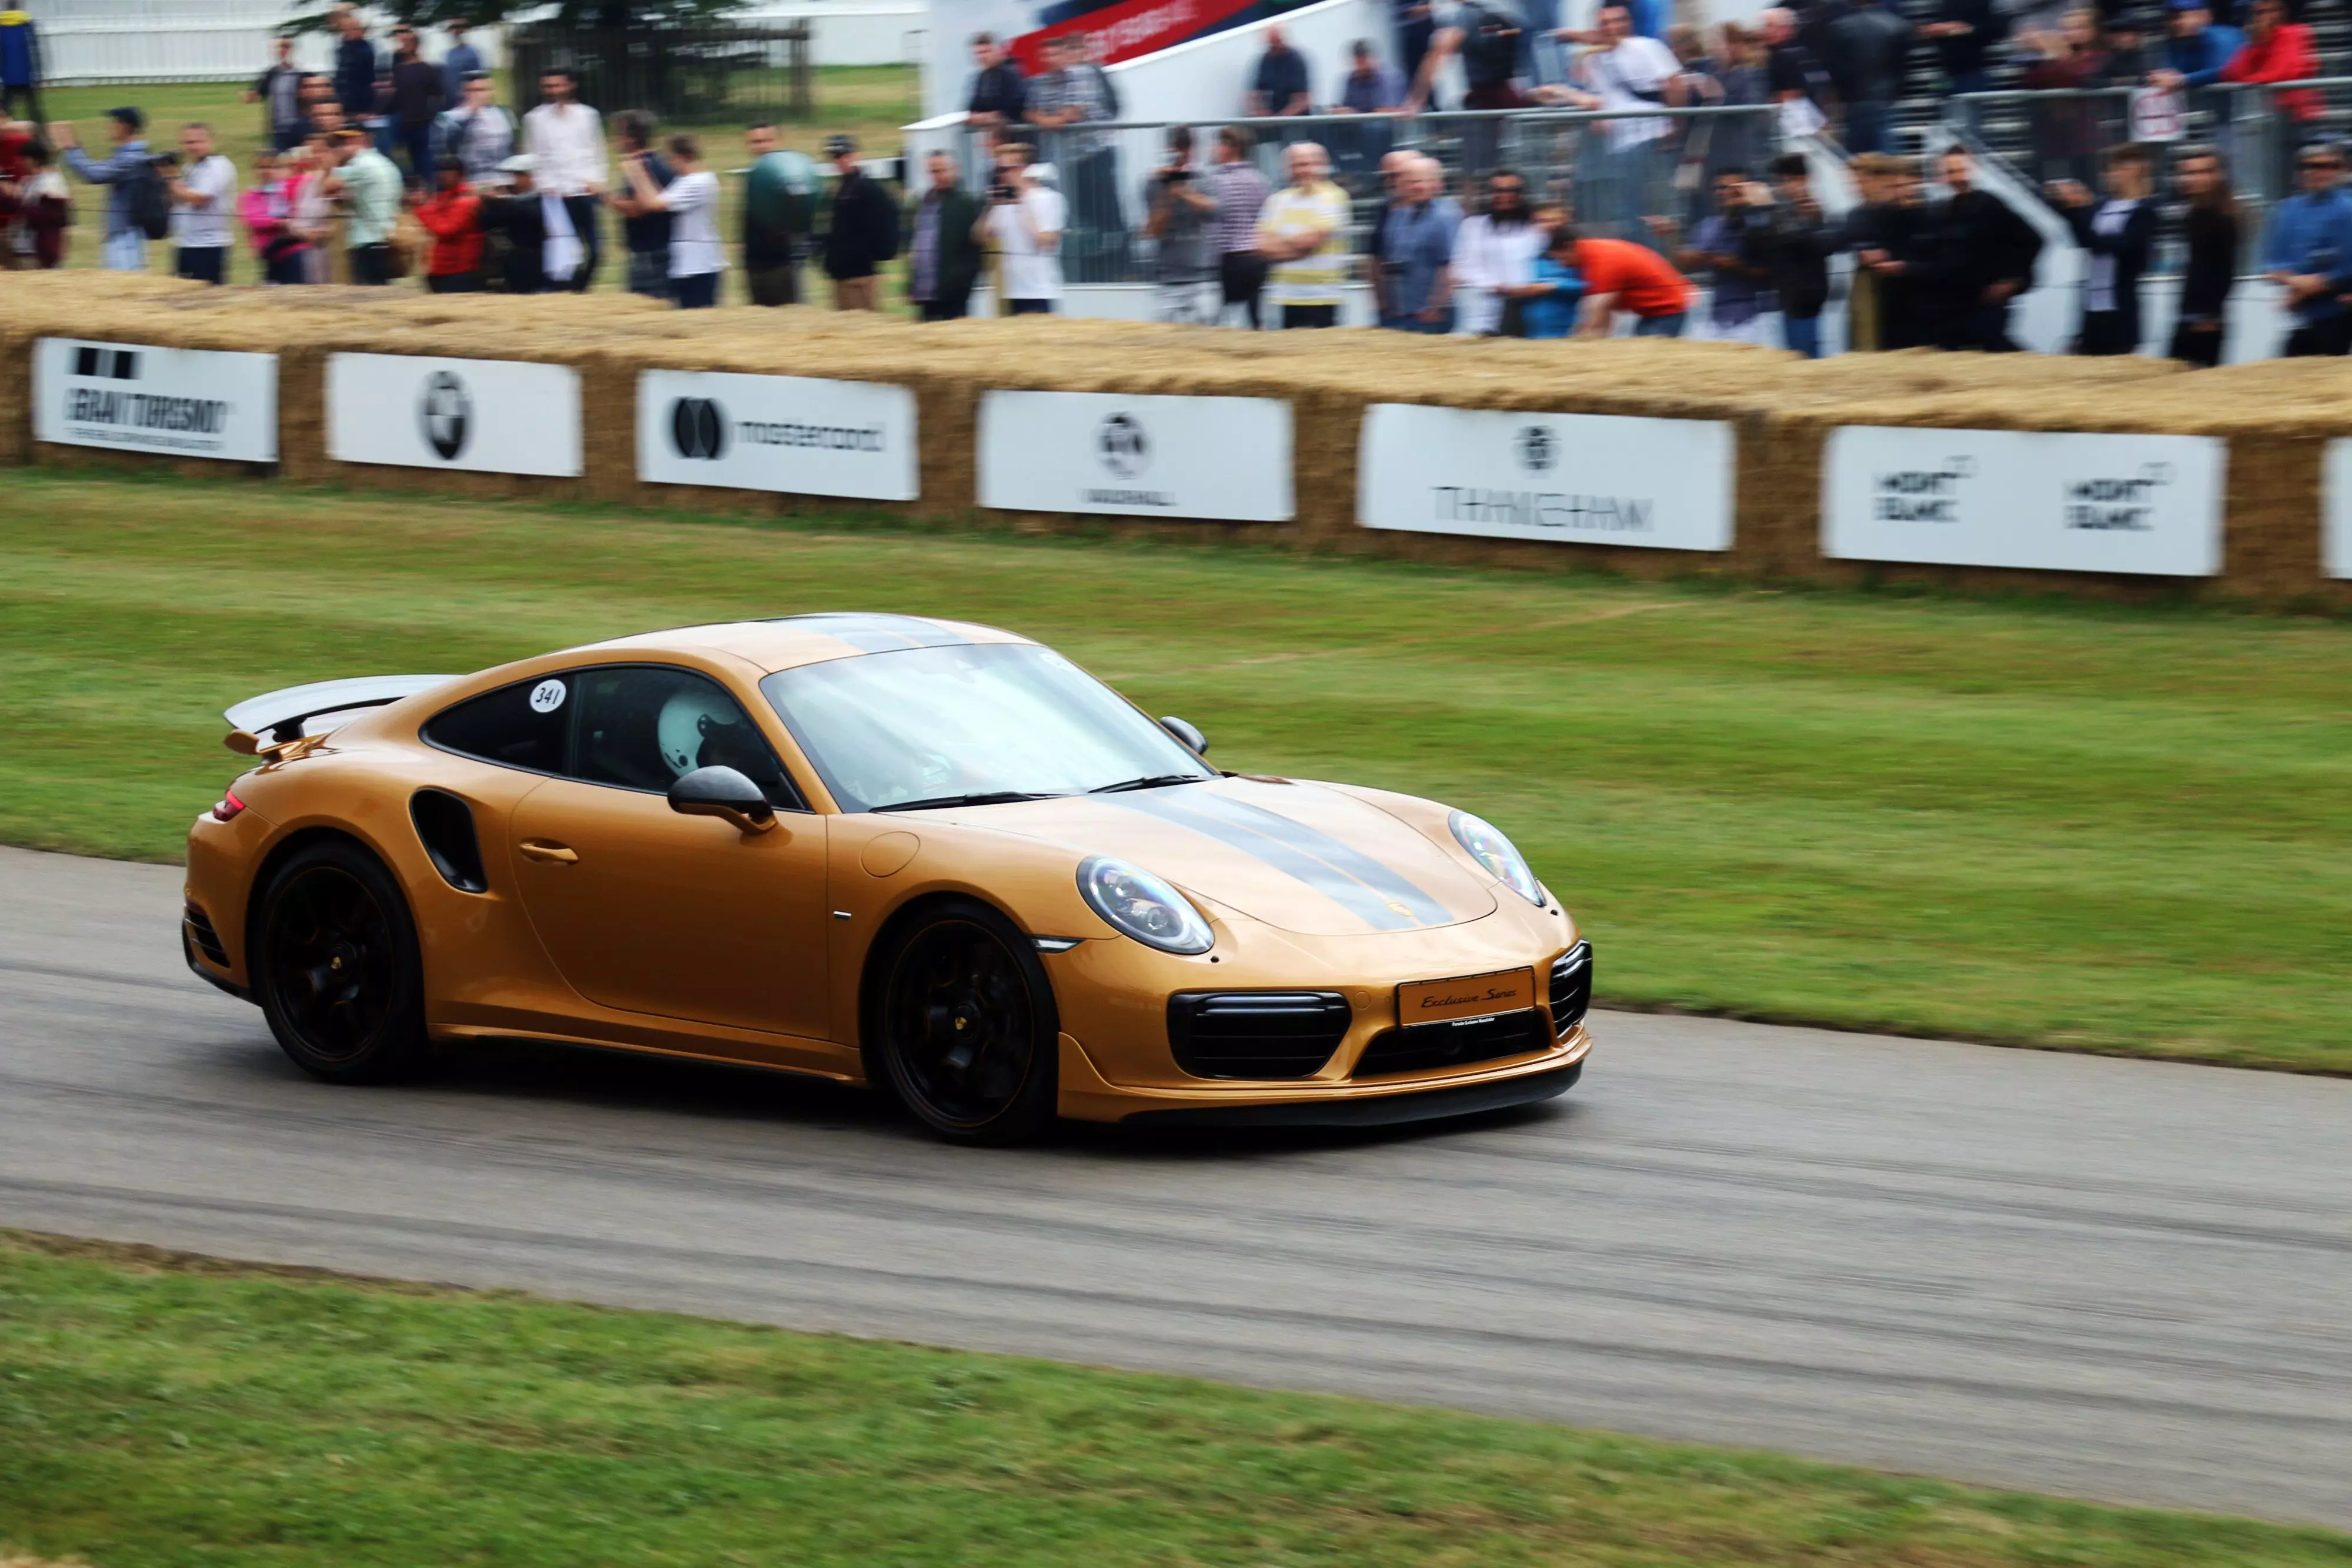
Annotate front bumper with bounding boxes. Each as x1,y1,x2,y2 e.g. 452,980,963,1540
1118,1056,1583,1129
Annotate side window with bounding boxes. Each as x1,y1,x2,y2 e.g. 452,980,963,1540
570,666,804,810
420,674,573,775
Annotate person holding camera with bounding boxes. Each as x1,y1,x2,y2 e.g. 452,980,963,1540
51,107,154,271
1144,125,1217,323
974,141,1065,315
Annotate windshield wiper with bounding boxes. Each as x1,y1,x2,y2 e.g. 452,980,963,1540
874,790,1065,813
1088,774,1208,795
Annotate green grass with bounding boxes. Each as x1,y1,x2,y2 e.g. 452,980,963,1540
6,469,2351,1074
38,67,921,297
4,1232,2347,1568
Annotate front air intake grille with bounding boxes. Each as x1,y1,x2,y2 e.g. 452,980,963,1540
183,901,229,967
1355,1007,1552,1079
1168,991,1351,1079
1549,941,1593,1035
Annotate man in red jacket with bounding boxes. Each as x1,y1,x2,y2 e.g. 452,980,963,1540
410,154,483,291
2221,0,2318,125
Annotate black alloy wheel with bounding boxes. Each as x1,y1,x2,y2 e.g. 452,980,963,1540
254,840,430,1083
874,900,1060,1145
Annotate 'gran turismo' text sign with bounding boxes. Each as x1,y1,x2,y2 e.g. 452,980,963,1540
34,337,278,463
1824,426,2224,576
977,390,1294,521
636,370,919,500
326,353,583,478
1358,403,1735,551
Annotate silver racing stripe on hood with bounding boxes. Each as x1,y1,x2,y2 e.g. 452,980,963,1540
1107,789,1454,932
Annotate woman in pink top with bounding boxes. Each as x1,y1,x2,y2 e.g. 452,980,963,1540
240,150,310,285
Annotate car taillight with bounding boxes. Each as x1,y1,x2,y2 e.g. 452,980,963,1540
212,790,247,823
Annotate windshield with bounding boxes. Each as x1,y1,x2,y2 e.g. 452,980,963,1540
759,643,1212,813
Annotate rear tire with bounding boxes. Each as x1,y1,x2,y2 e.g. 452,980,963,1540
252,838,432,1084
869,899,1060,1146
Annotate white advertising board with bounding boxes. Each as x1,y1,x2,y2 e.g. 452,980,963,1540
2324,440,2352,580
33,337,278,463
977,391,1294,521
326,353,582,477
1357,403,1735,551
636,370,920,501
1823,426,2224,577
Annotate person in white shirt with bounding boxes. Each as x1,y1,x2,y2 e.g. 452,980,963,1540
1449,168,1548,333
167,122,238,285
624,131,724,309
1566,2,1681,231
521,68,606,290
974,141,1066,313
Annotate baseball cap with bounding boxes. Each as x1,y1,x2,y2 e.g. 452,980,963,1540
825,133,857,156
106,106,145,132
498,153,536,173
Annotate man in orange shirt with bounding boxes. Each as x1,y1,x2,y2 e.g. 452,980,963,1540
1569,230,1698,336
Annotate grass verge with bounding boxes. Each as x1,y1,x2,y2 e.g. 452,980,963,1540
4,1231,2348,1568
5,469,2350,1073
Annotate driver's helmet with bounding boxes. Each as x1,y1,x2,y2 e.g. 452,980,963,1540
657,689,742,778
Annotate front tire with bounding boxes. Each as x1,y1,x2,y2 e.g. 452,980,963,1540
252,838,431,1084
870,899,1060,1146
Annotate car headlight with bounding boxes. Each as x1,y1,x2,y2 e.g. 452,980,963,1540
1449,810,1545,907
1077,855,1215,954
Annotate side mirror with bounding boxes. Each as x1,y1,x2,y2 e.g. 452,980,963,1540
669,765,778,835
1159,715,1208,755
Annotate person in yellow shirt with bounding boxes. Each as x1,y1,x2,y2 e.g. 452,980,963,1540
1255,141,1351,327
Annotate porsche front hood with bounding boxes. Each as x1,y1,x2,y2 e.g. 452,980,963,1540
950,777,1499,937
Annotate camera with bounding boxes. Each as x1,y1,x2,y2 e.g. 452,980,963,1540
990,180,1016,203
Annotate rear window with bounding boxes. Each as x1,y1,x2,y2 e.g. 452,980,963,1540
420,674,572,775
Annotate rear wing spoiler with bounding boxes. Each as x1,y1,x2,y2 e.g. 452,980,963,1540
225,675,459,751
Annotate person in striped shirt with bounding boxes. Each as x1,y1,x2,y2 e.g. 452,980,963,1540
1207,125,1272,327
1255,141,1350,328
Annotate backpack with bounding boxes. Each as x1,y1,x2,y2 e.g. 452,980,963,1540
1461,3,1521,88
128,157,172,241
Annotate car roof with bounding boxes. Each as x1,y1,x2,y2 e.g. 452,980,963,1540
573,613,1035,676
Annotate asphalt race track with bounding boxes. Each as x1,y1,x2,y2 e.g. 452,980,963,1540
4,845,2348,1529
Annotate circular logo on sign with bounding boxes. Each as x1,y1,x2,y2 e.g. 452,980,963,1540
1097,413,1149,479
527,678,567,714
670,397,728,462
419,370,472,463
1517,424,1556,472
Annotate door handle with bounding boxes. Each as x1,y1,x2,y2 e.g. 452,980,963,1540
518,840,578,864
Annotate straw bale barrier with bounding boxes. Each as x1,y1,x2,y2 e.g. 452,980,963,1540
4,274,2348,611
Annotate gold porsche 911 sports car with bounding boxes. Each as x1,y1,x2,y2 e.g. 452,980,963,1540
183,614,1592,1144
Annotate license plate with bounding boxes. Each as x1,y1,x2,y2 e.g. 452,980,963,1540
1396,967,1536,1025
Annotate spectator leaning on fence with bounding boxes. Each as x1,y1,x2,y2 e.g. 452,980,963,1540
248,36,306,152
2261,140,2352,357
967,33,1028,133
1374,153,1459,332
1027,35,1121,278
907,148,984,320
166,122,236,285
622,132,723,309
1450,167,1545,335
823,132,900,311
52,108,155,273
2221,0,2318,128
1144,125,1220,324
977,140,1065,313
523,69,606,290
1568,227,1696,335
1926,145,2042,352
2169,143,2238,366
2151,3,2241,107
1743,152,1832,357
1257,141,1349,329
1207,123,1271,327
437,73,513,189
411,155,484,292
607,109,674,302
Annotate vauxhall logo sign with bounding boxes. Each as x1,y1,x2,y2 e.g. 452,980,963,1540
1084,411,1174,507
419,370,472,463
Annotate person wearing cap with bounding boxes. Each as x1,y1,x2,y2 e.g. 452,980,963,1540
483,152,552,292
822,133,898,310
49,107,152,270
411,153,484,292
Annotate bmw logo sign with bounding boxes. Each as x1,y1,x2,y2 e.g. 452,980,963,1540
1517,424,1557,473
1097,413,1149,479
419,370,472,463
670,397,727,462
